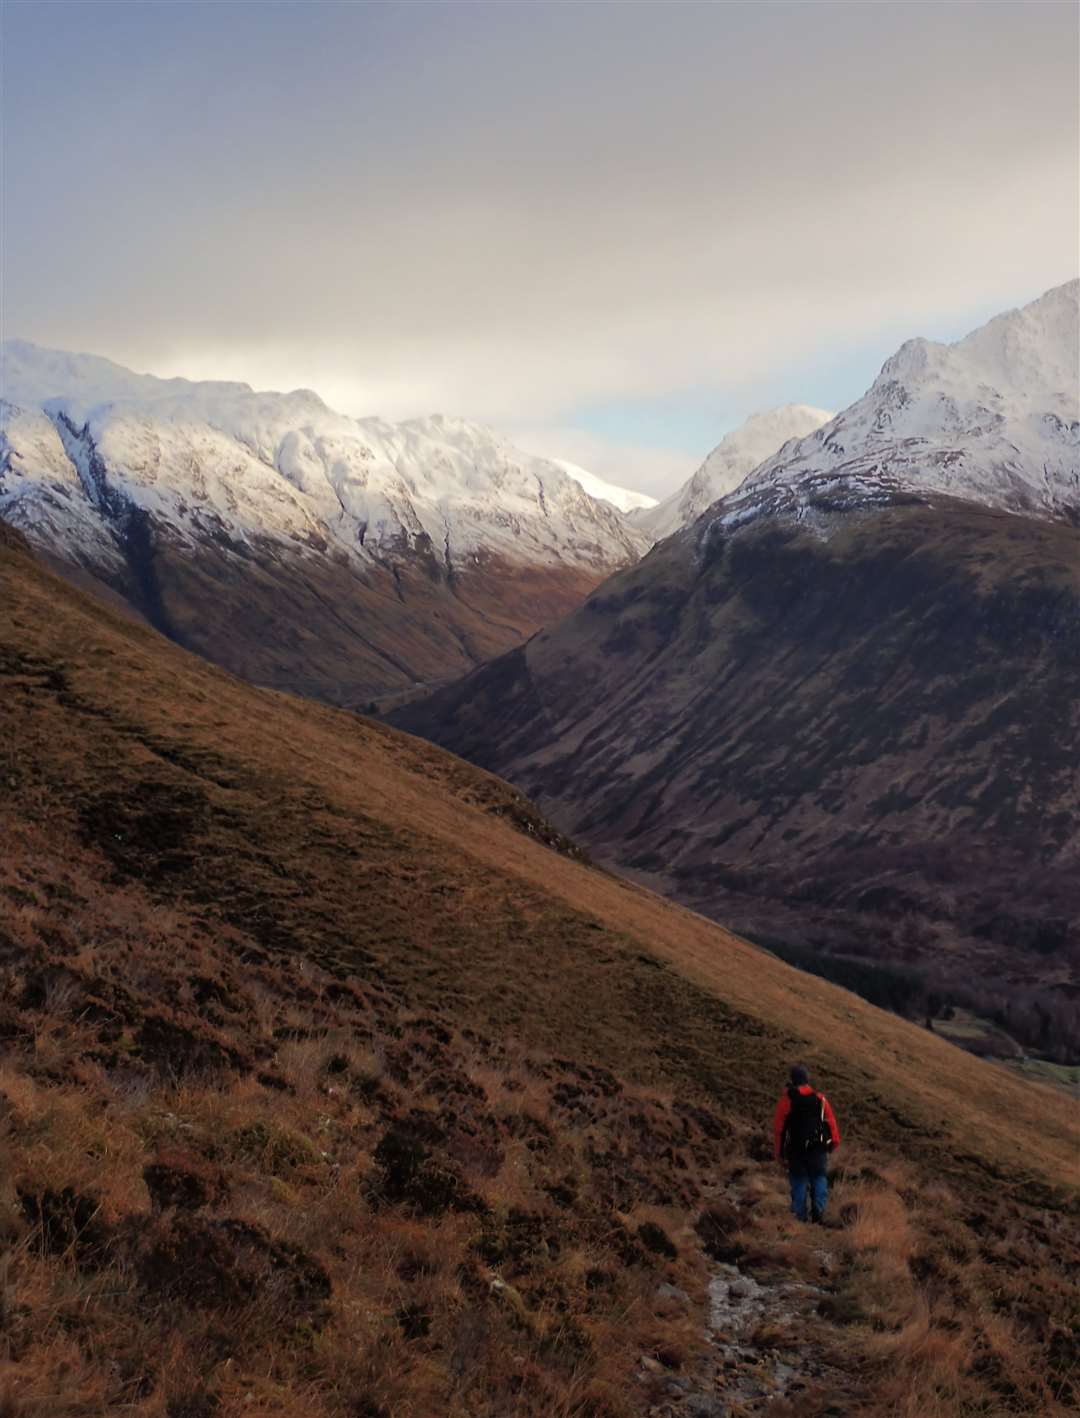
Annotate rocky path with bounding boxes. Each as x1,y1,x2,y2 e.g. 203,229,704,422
639,1180,854,1417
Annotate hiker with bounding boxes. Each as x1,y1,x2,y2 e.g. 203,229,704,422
773,1064,841,1223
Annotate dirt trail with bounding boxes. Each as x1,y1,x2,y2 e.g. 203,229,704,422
701,1259,830,1410
641,1258,849,1416
640,1170,854,1418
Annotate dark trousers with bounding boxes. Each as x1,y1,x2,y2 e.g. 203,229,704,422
789,1149,829,1221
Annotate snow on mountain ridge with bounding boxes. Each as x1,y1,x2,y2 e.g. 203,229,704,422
709,280,1079,536
550,459,658,515
0,338,263,412
637,404,834,541
0,340,648,575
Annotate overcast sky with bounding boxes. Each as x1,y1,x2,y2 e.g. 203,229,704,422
3,1,1077,495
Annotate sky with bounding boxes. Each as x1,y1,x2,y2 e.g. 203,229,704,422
3,1,1078,497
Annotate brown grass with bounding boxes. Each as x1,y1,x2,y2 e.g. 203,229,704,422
0,525,1078,1415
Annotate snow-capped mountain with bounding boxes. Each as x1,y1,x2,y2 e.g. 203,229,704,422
0,342,649,704
0,342,648,575
552,459,658,516
636,404,833,541
393,280,1080,1051
712,280,1079,535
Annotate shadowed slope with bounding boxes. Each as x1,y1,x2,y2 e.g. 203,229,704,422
393,499,1080,1059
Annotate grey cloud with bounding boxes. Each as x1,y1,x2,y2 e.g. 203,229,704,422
3,1,1077,453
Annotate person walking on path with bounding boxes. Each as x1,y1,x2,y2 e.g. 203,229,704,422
773,1064,841,1223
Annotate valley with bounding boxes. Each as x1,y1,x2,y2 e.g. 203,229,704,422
5,7,1077,1416
393,283,1080,1066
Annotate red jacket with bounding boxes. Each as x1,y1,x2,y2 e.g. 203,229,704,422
773,1084,840,1161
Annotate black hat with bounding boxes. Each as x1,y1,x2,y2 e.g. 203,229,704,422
790,1063,810,1086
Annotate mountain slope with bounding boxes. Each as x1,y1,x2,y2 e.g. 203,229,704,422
0,342,648,705
636,404,833,541
1,522,1078,1417
393,284,1080,1058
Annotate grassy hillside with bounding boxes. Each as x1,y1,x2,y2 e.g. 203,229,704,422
1,524,1077,1417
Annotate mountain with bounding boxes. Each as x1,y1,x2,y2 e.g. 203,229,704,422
553,457,659,515
715,280,1079,532
2,521,1077,1417
635,405,833,541
393,282,1080,1059
0,341,648,705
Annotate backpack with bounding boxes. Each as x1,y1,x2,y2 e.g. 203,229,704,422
785,1086,831,1157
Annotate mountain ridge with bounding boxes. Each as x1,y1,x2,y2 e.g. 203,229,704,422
713,279,1079,534
0,339,649,573
0,340,650,704
551,457,659,514
636,404,833,541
